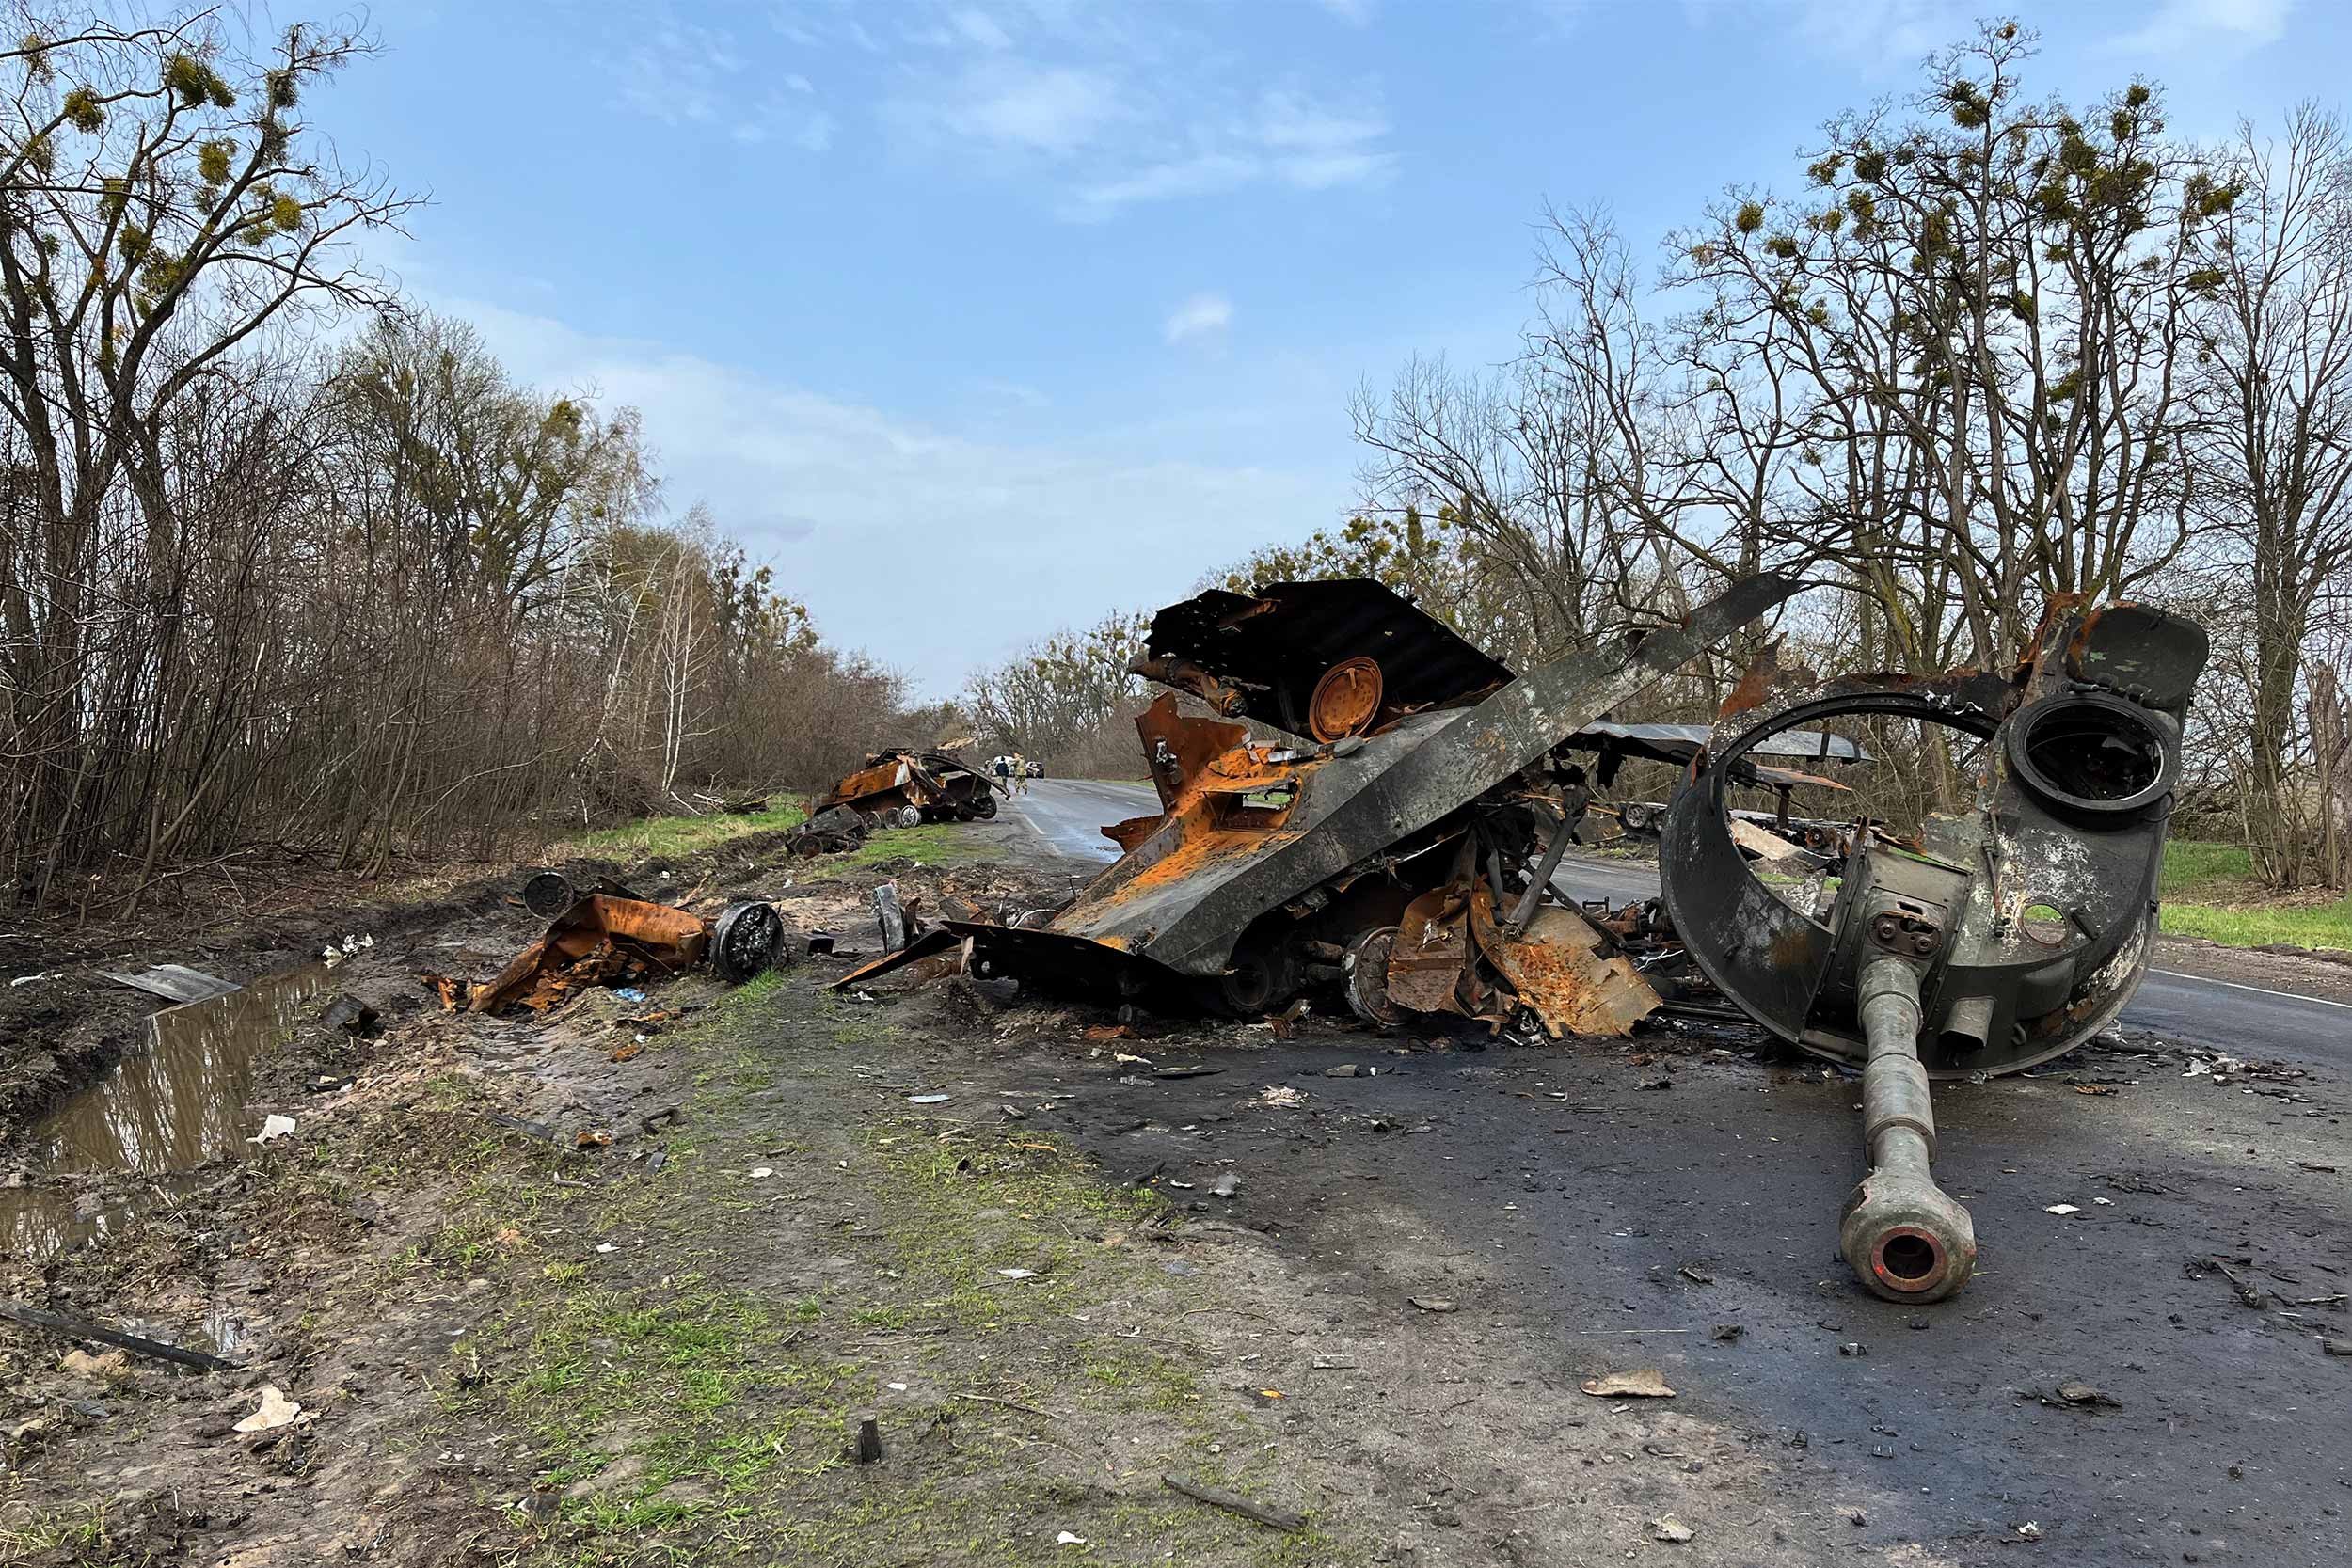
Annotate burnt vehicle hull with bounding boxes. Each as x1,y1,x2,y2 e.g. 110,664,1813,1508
813,748,1000,826
832,576,2208,1307
840,575,1804,1035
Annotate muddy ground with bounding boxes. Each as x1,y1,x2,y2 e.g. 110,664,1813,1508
1,818,2346,1567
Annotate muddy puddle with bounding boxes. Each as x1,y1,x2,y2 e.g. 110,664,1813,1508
1,962,331,1260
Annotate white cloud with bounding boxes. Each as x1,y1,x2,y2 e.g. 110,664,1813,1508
873,3,1393,219
1163,293,1233,344
612,17,744,126
601,6,831,151
1061,85,1393,217
899,57,1127,155
2110,0,2291,54
441,298,1335,691
1774,0,1967,72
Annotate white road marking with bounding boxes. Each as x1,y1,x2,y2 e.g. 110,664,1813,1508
2147,970,2352,1012
1010,796,1053,847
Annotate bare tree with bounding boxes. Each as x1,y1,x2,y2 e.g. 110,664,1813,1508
2189,105,2352,886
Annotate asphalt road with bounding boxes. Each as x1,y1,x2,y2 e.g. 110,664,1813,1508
985,778,2352,1566
1010,779,2352,1069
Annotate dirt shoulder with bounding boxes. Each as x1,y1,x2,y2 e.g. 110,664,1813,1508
0,834,1348,1565
2152,933,2352,1003
8,818,2345,1568
1,828,1843,1568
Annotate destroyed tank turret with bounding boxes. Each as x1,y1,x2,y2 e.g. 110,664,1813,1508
1660,601,2209,1301
836,576,2208,1306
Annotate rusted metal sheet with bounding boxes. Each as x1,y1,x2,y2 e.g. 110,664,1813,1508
471,894,710,1013
1466,883,1658,1038
460,893,785,1014
1389,885,1475,1014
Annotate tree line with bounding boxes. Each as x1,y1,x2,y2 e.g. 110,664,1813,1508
0,7,925,913
966,22,2352,891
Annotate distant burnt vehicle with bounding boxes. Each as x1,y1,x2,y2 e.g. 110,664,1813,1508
834,577,2206,1305
812,748,1001,827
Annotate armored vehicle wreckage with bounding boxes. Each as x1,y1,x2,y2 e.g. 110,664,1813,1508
811,747,1001,826
840,576,2207,1303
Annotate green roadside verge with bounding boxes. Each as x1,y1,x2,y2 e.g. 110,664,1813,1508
423,976,1335,1565
2158,841,2352,952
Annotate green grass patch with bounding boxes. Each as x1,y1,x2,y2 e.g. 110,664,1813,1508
2159,839,2352,950
2160,897,2352,950
413,969,1332,1566
565,801,807,861
2160,839,2256,898
800,821,1006,878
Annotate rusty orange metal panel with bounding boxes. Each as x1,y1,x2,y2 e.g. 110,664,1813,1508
1467,883,1659,1038
471,894,710,1014
1135,692,1250,814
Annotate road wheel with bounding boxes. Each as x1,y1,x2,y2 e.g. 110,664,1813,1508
895,804,924,829
522,870,575,917
1211,930,1299,1017
710,900,785,983
1343,926,1405,1027
971,792,998,820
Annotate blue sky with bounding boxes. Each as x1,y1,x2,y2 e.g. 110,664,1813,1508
323,0,2344,693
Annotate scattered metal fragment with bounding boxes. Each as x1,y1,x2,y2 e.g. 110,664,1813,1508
1580,1369,1677,1398
94,964,239,1005
2049,1380,2122,1408
453,892,785,1014
787,805,869,858
521,870,575,917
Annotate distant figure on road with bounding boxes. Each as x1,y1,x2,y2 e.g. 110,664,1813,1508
1009,753,1029,795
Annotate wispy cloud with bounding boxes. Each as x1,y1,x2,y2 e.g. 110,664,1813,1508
603,5,833,151
1773,0,1967,72
1062,84,1393,218
2109,0,2292,54
898,56,1127,155
444,297,1333,690
870,3,1393,219
611,16,744,127
1164,293,1233,344
1311,0,1375,23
